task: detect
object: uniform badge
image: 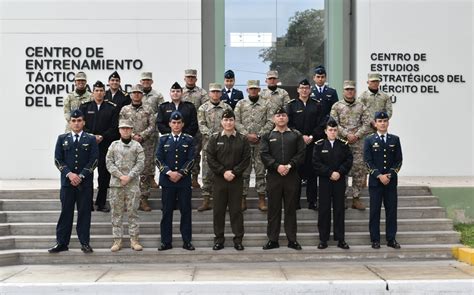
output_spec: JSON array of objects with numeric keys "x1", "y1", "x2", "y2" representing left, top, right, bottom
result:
[
  {"x1": 88, "y1": 111, "x2": 95, "y2": 114},
  {"x1": 217, "y1": 142, "x2": 224, "y2": 145},
  {"x1": 373, "y1": 142, "x2": 379, "y2": 147},
  {"x1": 322, "y1": 150, "x2": 329, "y2": 153},
  {"x1": 164, "y1": 144, "x2": 170, "y2": 147},
  {"x1": 166, "y1": 110, "x2": 172, "y2": 113},
  {"x1": 269, "y1": 138, "x2": 277, "y2": 142},
  {"x1": 182, "y1": 144, "x2": 188, "y2": 147},
  {"x1": 296, "y1": 110, "x2": 303, "y2": 113},
  {"x1": 63, "y1": 141, "x2": 69, "y2": 146},
  {"x1": 389, "y1": 144, "x2": 395, "y2": 147}
]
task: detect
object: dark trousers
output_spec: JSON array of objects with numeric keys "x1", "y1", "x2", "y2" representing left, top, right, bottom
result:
[
  {"x1": 266, "y1": 170, "x2": 300, "y2": 242},
  {"x1": 56, "y1": 184, "x2": 93, "y2": 245},
  {"x1": 318, "y1": 177, "x2": 346, "y2": 242},
  {"x1": 95, "y1": 143, "x2": 111, "y2": 207},
  {"x1": 213, "y1": 176, "x2": 244, "y2": 244},
  {"x1": 160, "y1": 186, "x2": 192, "y2": 245},
  {"x1": 297, "y1": 145, "x2": 317, "y2": 205},
  {"x1": 369, "y1": 184, "x2": 398, "y2": 242}
]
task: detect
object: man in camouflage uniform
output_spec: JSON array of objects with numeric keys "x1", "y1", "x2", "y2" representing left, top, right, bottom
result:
[
  {"x1": 182, "y1": 69, "x2": 209, "y2": 189},
  {"x1": 63, "y1": 71, "x2": 91, "y2": 131},
  {"x1": 260, "y1": 70, "x2": 291, "y2": 115},
  {"x1": 197, "y1": 83, "x2": 232, "y2": 211},
  {"x1": 106, "y1": 119, "x2": 145, "y2": 252},
  {"x1": 359, "y1": 73, "x2": 393, "y2": 128},
  {"x1": 235, "y1": 80, "x2": 273, "y2": 211},
  {"x1": 140, "y1": 72, "x2": 164, "y2": 189},
  {"x1": 119, "y1": 84, "x2": 156, "y2": 212},
  {"x1": 330, "y1": 80, "x2": 372, "y2": 210}
]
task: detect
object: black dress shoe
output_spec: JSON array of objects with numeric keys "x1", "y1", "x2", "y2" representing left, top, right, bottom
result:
[
  {"x1": 387, "y1": 240, "x2": 401, "y2": 249},
  {"x1": 288, "y1": 241, "x2": 302, "y2": 250},
  {"x1": 183, "y1": 242, "x2": 195, "y2": 251},
  {"x1": 48, "y1": 244, "x2": 68, "y2": 253},
  {"x1": 262, "y1": 240, "x2": 279, "y2": 250},
  {"x1": 158, "y1": 243, "x2": 173, "y2": 251},
  {"x1": 371, "y1": 241, "x2": 381, "y2": 249},
  {"x1": 81, "y1": 244, "x2": 93, "y2": 253},
  {"x1": 317, "y1": 242, "x2": 328, "y2": 249},
  {"x1": 212, "y1": 243, "x2": 224, "y2": 250},
  {"x1": 97, "y1": 206, "x2": 110, "y2": 213},
  {"x1": 234, "y1": 243, "x2": 244, "y2": 251},
  {"x1": 337, "y1": 240, "x2": 350, "y2": 249}
]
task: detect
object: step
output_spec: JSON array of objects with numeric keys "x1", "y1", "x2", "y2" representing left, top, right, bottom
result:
[
  {"x1": 2, "y1": 219, "x2": 455, "y2": 236},
  {"x1": 0, "y1": 195, "x2": 440, "y2": 211},
  {"x1": 0, "y1": 231, "x2": 460, "y2": 250},
  {"x1": 0, "y1": 186, "x2": 433, "y2": 199},
  {"x1": 0, "y1": 243, "x2": 459, "y2": 266},
  {"x1": 1, "y1": 207, "x2": 449, "y2": 223}
]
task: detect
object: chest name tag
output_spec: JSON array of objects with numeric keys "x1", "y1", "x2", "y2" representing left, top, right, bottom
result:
[
  {"x1": 322, "y1": 150, "x2": 329, "y2": 153},
  {"x1": 296, "y1": 110, "x2": 303, "y2": 113},
  {"x1": 164, "y1": 144, "x2": 170, "y2": 147},
  {"x1": 166, "y1": 110, "x2": 172, "y2": 113},
  {"x1": 389, "y1": 144, "x2": 395, "y2": 147},
  {"x1": 88, "y1": 111, "x2": 95, "y2": 114},
  {"x1": 182, "y1": 144, "x2": 188, "y2": 147},
  {"x1": 217, "y1": 142, "x2": 224, "y2": 145},
  {"x1": 269, "y1": 138, "x2": 277, "y2": 142}
]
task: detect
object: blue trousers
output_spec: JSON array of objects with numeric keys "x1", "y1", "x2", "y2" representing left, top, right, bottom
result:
[
  {"x1": 369, "y1": 184, "x2": 398, "y2": 242},
  {"x1": 160, "y1": 186, "x2": 192, "y2": 245}
]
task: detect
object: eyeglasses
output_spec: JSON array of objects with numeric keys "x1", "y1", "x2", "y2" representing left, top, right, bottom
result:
[{"x1": 70, "y1": 118, "x2": 83, "y2": 123}]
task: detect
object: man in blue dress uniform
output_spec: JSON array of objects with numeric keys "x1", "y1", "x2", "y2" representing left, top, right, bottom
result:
[
  {"x1": 364, "y1": 111, "x2": 403, "y2": 249},
  {"x1": 156, "y1": 111, "x2": 196, "y2": 251},
  {"x1": 49, "y1": 109, "x2": 99, "y2": 253},
  {"x1": 220, "y1": 70, "x2": 244, "y2": 110},
  {"x1": 310, "y1": 65, "x2": 339, "y2": 126}
]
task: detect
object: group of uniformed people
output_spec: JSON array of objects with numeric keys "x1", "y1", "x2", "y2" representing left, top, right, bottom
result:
[{"x1": 48, "y1": 66, "x2": 402, "y2": 254}]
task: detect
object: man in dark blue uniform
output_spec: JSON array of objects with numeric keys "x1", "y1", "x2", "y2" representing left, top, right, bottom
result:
[
  {"x1": 313, "y1": 120, "x2": 353, "y2": 250},
  {"x1": 80, "y1": 81, "x2": 119, "y2": 212},
  {"x1": 105, "y1": 71, "x2": 131, "y2": 110},
  {"x1": 364, "y1": 111, "x2": 403, "y2": 249},
  {"x1": 49, "y1": 109, "x2": 98, "y2": 254},
  {"x1": 156, "y1": 82, "x2": 198, "y2": 137},
  {"x1": 156, "y1": 111, "x2": 195, "y2": 251},
  {"x1": 286, "y1": 78, "x2": 324, "y2": 210},
  {"x1": 310, "y1": 65, "x2": 339, "y2": 126},
  {"x1": 220, "y1": 70, "x2": 244, "y2": 110}
]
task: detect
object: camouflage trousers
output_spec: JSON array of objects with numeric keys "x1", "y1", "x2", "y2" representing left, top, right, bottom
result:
[
  {"x1": 346, "y1": 140, "x2": 367, "y2": 199},
  {"x1": 201, "y1": 137, "x2": 212, "y2": 198},
  {"x1": 109, "y1": 187, "x2": 140, "y2": 239},
  {"x1": 191, "y1": 132, "x2": 202, "y2": 178},
  {"x1": 243, "y1": 143, "x2": 266, "y2": 196},
  {"x1": 139, "y1": 138, "x2": 157, "y2": 200}
]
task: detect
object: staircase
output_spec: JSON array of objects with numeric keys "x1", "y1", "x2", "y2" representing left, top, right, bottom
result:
[{"x1": 0, "y1": 186, "x2": 461, "y2": 265}]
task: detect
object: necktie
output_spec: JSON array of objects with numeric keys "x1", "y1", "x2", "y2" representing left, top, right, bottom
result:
[
  {"x1": 226, "y1": 89, "x2": 231, "y2": 94},
  {"x1": 74, "y1": 134, "x2": 79, "y2": 143},
  {"x1": 174, "y1": 135, "x2": 179, "y2": 142},
  {"x1": 381, "y1": 134, "x2": 385, "y2": 143},
  {"x1": 319, "y1": 87, "x2": 324, "y2": 93}
]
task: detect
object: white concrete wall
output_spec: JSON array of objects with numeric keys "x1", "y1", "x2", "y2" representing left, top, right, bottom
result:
[
  {"x1": 0, "y1": 0, "x2": 202, "y2": 179},
  {"x1": 355, "y1": 0, "x2": 473, "y2": 176}
]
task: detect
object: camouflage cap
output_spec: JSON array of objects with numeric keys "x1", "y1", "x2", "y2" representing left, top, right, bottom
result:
[
  {"x1": 74, "y1": 72, "x2": 87, "y2": 81},
  {"x1": 368, "y1": 73, "x2": 382, "y2": 81},
  {"x1": 247, "y1": 80, "x2": 260, "y2": 89},
  {"x1": 374, "y1": 111, "x2": 389, "y2": 120},
  {"x1": 118, "y1": 119, "x2": 133, "y2": 128},
  {"x1": 184, "y1": 69, "x2": 197, "y2": 77},
  {"x1": 266, "y1": 70, "x2": 279, "y2": 79},
  {"x1": 130, "y1": 84, "x2": 144, "y2": 94},
  {"x1": 343, "y1": 80, "x2": 356, "y2": 89},
  {"x1": 208, "y1": 83, "x2": 222, "y2": 92},
  {"x1": 140, "y1": 72, "x2": 153, "y2": 80}
]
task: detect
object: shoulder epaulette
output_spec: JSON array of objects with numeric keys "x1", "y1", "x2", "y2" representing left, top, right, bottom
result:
[
  {"x1": 311, "y1": 97, "x2": 319, "y2": 102},
  {"x1": 106, "y1": 100, "x2": 117, "y2": 107},
  {"x1": 121, "y1": 90, "x2": 128, "y2": 96},
  {"x1": 288, "y1": 98, "x2": 296, "y2": 103},
  {"x1": 337, "y1": 138, "x2": 348, "y2": 145},
  {"x1": 82, "y1": 100, "x2": 92, "y2": 105},
  {"x1": 315, "y1": 138, "x2": 324, "y2": 145},
  {"x1": 183, "y1": 133, "x2": 193, "y2": 138},
  {"x1": 161, "y1": 133, "x2": 170, "y2": 137}
]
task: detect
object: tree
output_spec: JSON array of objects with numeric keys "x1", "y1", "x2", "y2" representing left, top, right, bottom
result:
[{"x1": 259, "y1": 9, "x2": 325, "y2": 85}]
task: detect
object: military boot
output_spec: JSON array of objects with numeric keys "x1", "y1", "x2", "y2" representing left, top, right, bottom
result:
[
  {"x1": 139, "y1": 198, "x2": 152, "y2": 212},
  {"x1": 197, "y1": 196, "x2": 212, "y2": 212},
  {"x1": 131, "y1": 238, "x2": 143, "y2": 251},
  {"x1": 258, "y1": 193, "x2": 268, "y2": 211},
  {"x1": 110, "y1": 239, "x2": 122, "y2": 252},
  {"x1": 192, "y1": 175, "x2": 201, "y2": 189},
  {"x1": 150, "y1": 175, "x2": 159, "y2": 189},
  {"x1": 241, "y1": 195, "x2": 247, "y2": 211},
  {"x1": 352, "y1": 198, "x2": 366, "y2": 210}
]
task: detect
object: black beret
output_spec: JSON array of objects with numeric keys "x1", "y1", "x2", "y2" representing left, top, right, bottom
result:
[
  {"x1": 170, "y1": 111, "x2": 183, "y2": 121},
  {"x1": 326, "y1": 118, "x2": 338, "y2": 128},
  {"x1": 109, "y1": 71, "x2": 120, "y2": 80},
  {"x1": 224, "y1": 70, "x2": 235, "y2": 79},
  {"x1": 70, "y1": 109, "x2": 84, "y2": 119},
  {"x1": 374, "y1": 111, "x2": 389, "y2": 120},
  {"x1": 171, "y1": 82, "x2": 182, "y2": 90},
  {"x1": 314, "y1": 65, "x2": 326, "y2": 75},
  {"x1": 274, "y1": 106, "x2": 287, "y2": 115},
  {"x1": 299, "y1": 78, "x2": 311, "y2": 86},
  {"x1": 222, "y1": 109, "x2": 235, "y2": 119},
  {"x1": 93, "y1": 80, "x2": 105, "y2": 89}
]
